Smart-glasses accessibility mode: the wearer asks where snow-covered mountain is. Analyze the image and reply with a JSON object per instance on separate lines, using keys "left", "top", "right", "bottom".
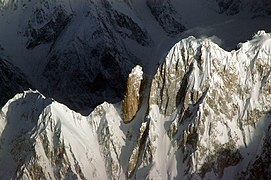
{"left": 1, "top": 0, "right": 270, "bottom": 114}
{"left": 144, "top": 30, "right": 271, "bottom": 179}
{"left": 1, "top": 31, "right": 271, "bottom": 179}
{"left": 1, "top": 0, "right": 271, "bottom": 179}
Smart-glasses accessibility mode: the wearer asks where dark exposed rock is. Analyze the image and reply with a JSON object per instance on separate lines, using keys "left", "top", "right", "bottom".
{"left": 146, "top": 0, "right": 186, "bottom": 35}
{"left": 215, "top": 0, "right": 271, "bottom": 16}
{"left": 216, "top": 0, "right": 241, "bottom": 15}
{"left": 25, "top": 7, "right": 71, "bottom": 49}
{"left": 199, "top": 143, "right": 243, "bottom": 178}
{"left": 113, "top": 11, "right": 151, "bottom": 46}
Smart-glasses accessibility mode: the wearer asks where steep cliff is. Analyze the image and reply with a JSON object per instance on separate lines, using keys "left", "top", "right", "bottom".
{"left": 122, "top": 65, "right": 144, "bottom": 123}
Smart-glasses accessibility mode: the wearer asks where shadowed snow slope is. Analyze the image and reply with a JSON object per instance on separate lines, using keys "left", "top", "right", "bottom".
{"left": 0, "top": 0, "right": 270, "bottom": 114}
{"left": 1, "top": 31, "right": 271, "bottom": 179}
{"left": 0, "top": 57, "right": 32, "bottom": 108}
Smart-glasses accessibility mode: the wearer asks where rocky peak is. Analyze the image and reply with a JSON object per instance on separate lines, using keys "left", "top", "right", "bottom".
{"left": 139, "top": 30, "right": 271, "bottom": 179}
{"left": 122, "top": 65, "right": 144, "bottom": 123}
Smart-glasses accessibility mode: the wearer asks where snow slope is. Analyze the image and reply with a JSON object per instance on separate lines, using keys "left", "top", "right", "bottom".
{"left": 0, "top": 90, "right": 114, "bottom": 179}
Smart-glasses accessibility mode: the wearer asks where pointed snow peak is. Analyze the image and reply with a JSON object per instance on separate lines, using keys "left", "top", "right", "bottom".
{"left": 1, "top": 89, "right": 52, "bottom": 115}
{"left": 251, "top": 30, "right": 271, "bottom": 50}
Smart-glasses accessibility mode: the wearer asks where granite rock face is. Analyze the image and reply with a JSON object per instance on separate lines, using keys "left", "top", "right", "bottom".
{"left": 122, "top": 65, "right": 144, "bottom": 123}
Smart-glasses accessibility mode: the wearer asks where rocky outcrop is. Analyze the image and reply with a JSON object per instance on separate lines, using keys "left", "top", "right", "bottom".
{"left": 216, "top": 0, "right": 241, "bottom": 15}
{"left": 216, "top": 0, "right": 271, "bottom": 16}
{"left": 251, "top": 0, "right": 271, "bottom": 17}
{"left": 122, "top": 65, "right": 144, "bottom": 123}
{"left": 146, "top": 0, "right": 186, "bottom": 35}
{"left": 25, "top": 6, "right": 71, "bottom": 49}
